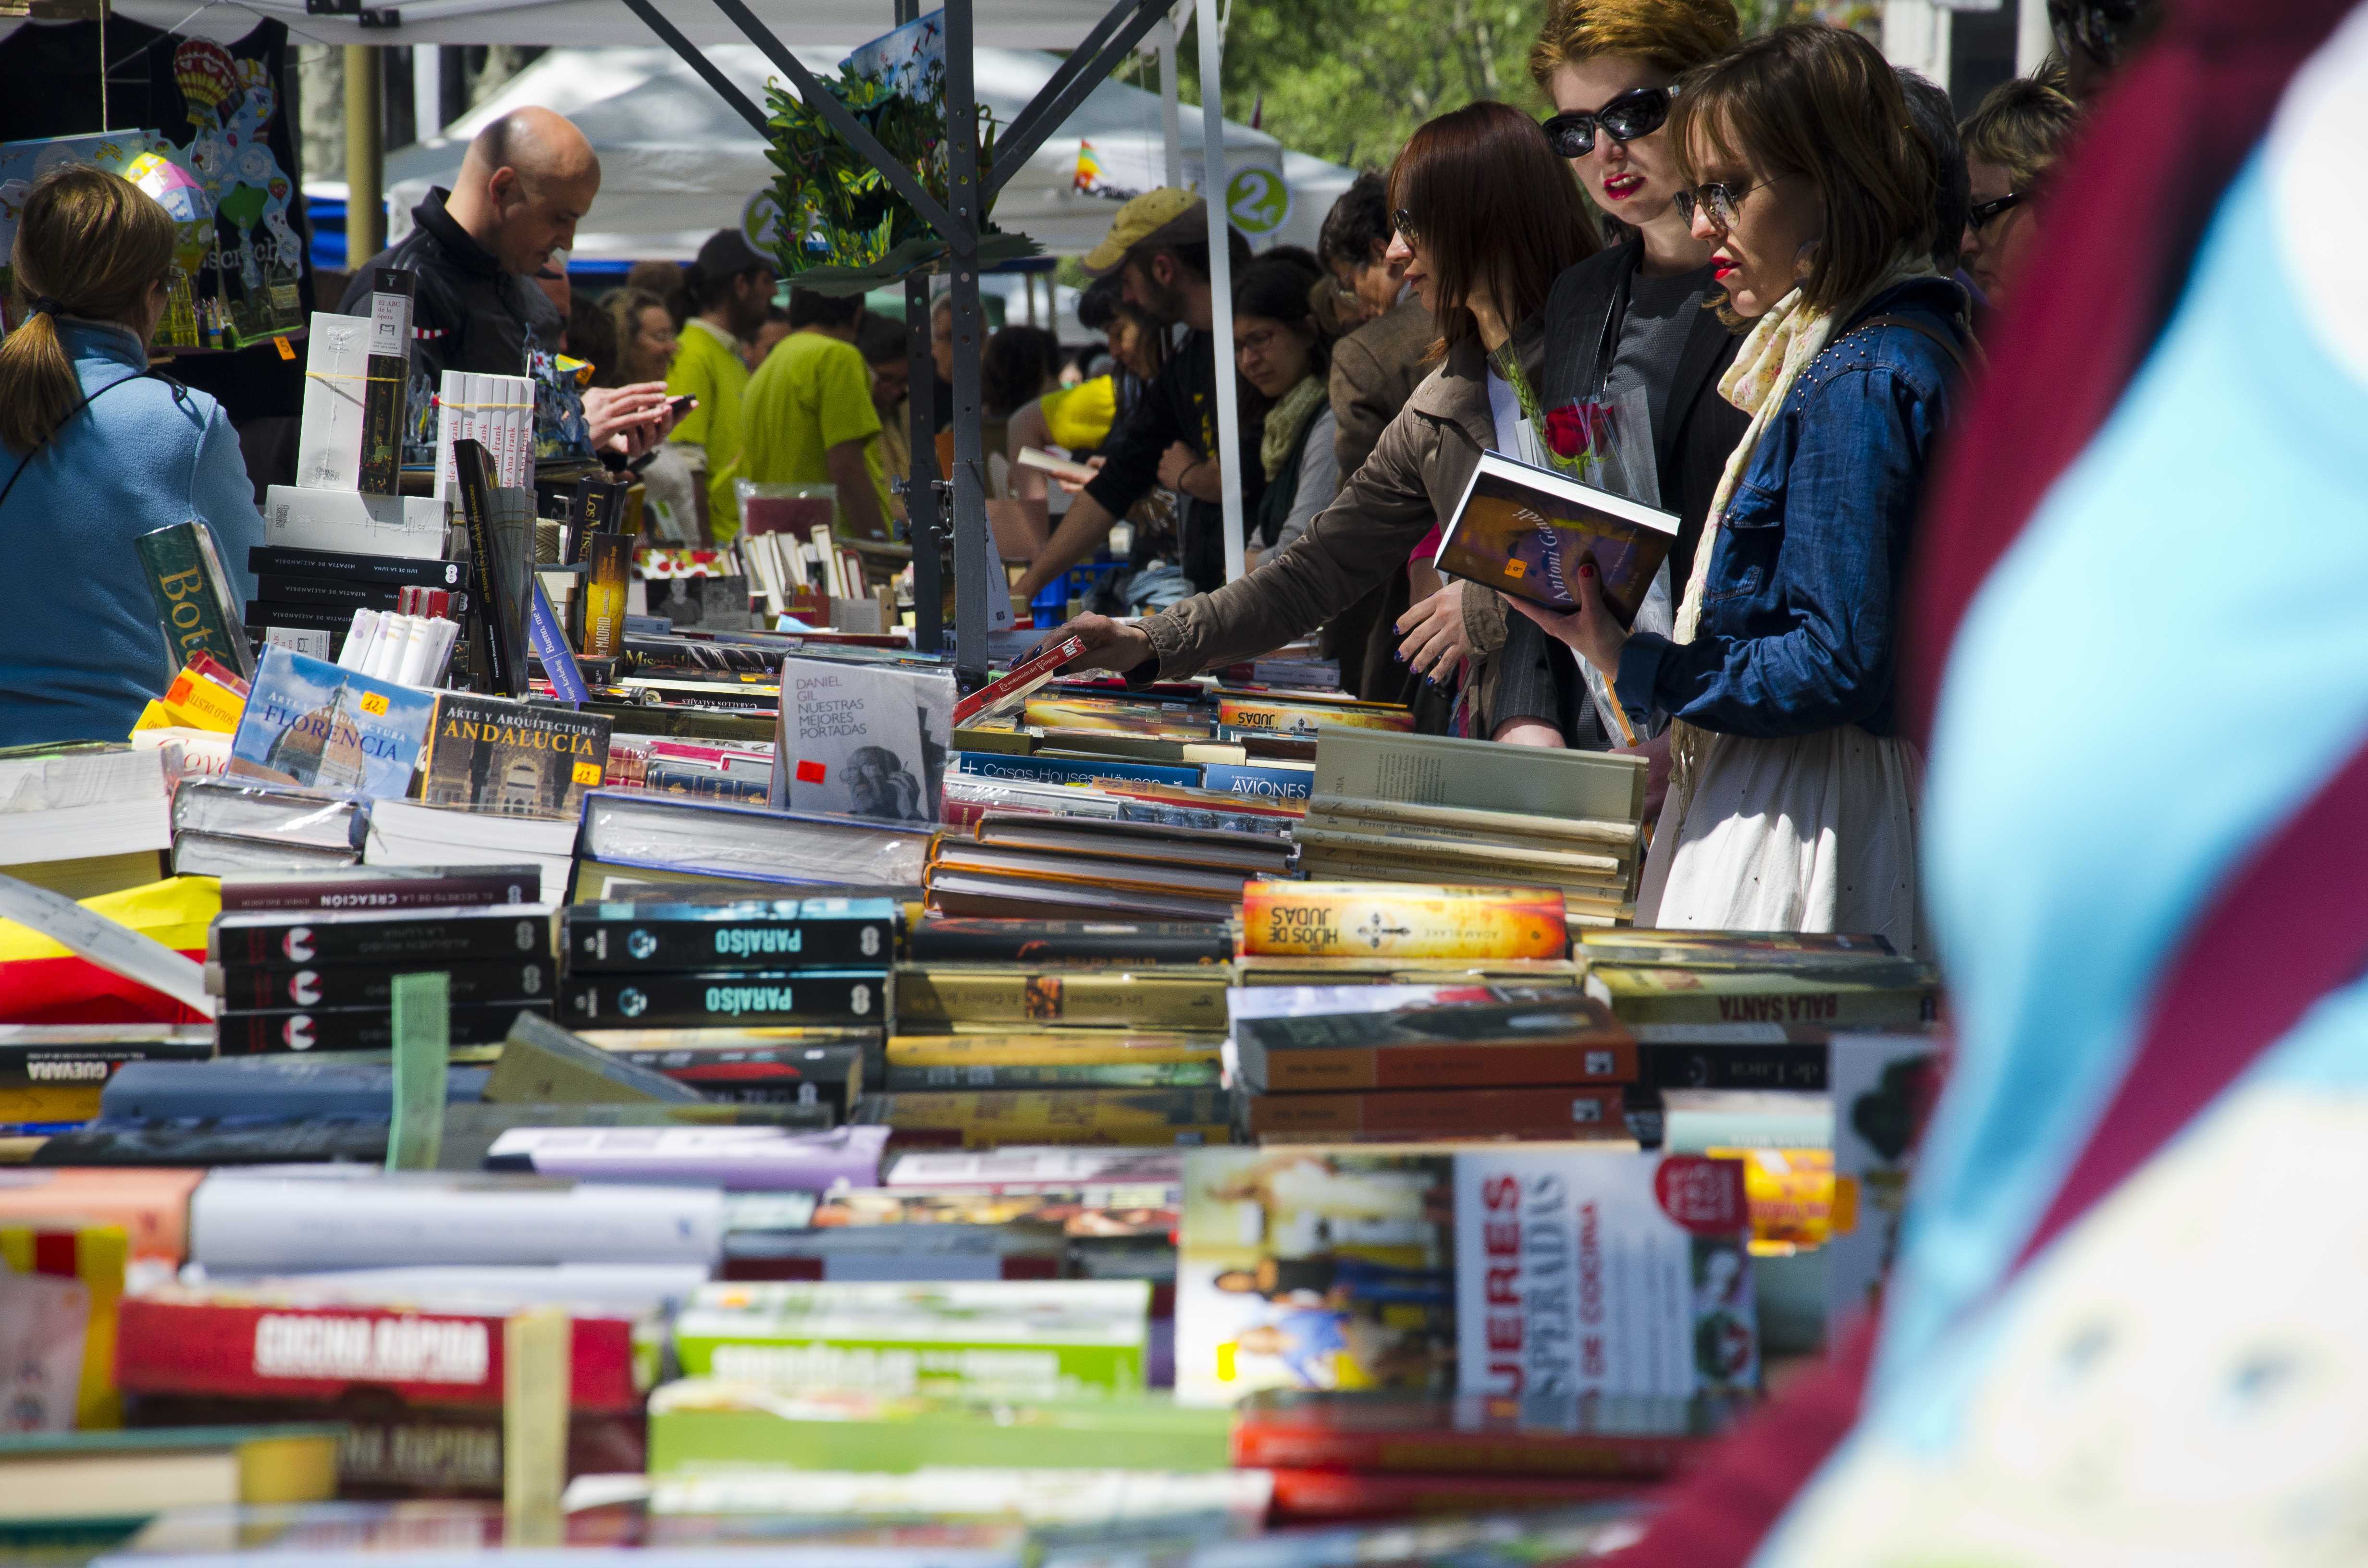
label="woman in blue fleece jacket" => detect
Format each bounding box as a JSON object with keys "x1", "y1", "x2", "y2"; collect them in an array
[{"x1": 0, "y1": 166, "x2": 265, "y2": 749}]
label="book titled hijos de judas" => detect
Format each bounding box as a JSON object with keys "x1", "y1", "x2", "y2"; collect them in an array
[
  {"x1": 420, "y1": 693, "x2": 612, "y2": 818},
  {"x1": 1240, "y1": 883, "x2": 1568, "y2": 961},
  {"x1": 1434, "y1": 450, "x2": 1679, "y2": 624}
]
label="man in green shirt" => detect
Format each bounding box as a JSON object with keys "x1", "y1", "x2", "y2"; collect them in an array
[
  {"x1": 667, "y1": 227, "x2": 778, "y2": 541},
  {"x1": 739, "y1": 289, "x2": 893, "y2": 542}
]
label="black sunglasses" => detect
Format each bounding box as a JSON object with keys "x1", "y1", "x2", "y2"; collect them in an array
[
  {"x1": 1968, "y1": 191, "x2": 2026, "y2": 232},
  {"x1": 1670, "y1": 177, "x2": 1776, "y2": 231},
  {"x1": 1540, "y1": 85, "x2": 1678, "y2": 160},
  {"x1": 1393, "y1": 207, "x2": 1421, "y2": 243}
]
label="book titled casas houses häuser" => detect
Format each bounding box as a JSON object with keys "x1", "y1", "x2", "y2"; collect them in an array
[
  {"x1": 1434, "y1": 451, "x2": 1679, "y2": 625},
  {"x1": 420, "y1": 693, "x2": 612, "y2": 819}
]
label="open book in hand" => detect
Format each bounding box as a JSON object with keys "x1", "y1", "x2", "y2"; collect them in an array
[{"x1": 1434, "y1": 451, "x2": 1680, "y2": 627}]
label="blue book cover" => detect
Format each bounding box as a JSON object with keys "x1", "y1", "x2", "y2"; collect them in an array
[
  {"x1": 99, "y1": 1057, "x2": 491, "y2": 1124},
  {"x1": 1198, "y1": 762, "x2": 1314, "y2": 802},
  {"x1": 952, "y1": 751, "x2": 1200, "y2": 789},
  {"x1": 227, "y1": 644, "x2": 435, "y2": 800}
]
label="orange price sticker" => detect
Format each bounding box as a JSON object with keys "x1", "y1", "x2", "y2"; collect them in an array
[
  {"x1": 273, "y1": 335, "x2": 296, "y2": 361},
  {"x1": 572, "y1": 761, "x2": 605, "y2": 786},
  {"x1": 359, "y1": 691, "x2": 390, "y2": 716}
]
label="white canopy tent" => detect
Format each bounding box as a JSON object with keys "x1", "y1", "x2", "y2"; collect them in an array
[
  {"x1": 0, "y1": 0, "x2": 1126, "y2": 49},
  {"x1": 381, "y1": 44, "x2": 1353, "y2": 262}
]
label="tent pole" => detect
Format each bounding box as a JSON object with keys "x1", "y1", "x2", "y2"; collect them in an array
[
  {"x1": 414, "y1": 46, "x2": 442, "y2": 142},
  {"x1": 1158, "y1": 12, "x2": 1182, "y2": 189},
  {"x1": 899, "y1": 0, "x2": 944, "y2": 655},
  {"x1": 344, "y1": 45, "x2": 383, "y2": 260},
  {"x1": 1194, "y1": 0, "x2": 1243, "y2": 584},
  {"x1": 946, "y1": 0, "x2": 994, "y2": 685}
]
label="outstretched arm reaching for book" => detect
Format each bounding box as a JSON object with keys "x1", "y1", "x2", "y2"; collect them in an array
[{"x1": 1012, "y1": 489, "x2": 1120, "y2": 601}]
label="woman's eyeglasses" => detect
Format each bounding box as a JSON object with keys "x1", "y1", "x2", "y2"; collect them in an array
[
  {"x1": 1539, "y1": 85, "x2": 1678, "y2": 160},
  {"x1": 1671, "y1": 177, "x2": 1776, "y2": 230},
  {"x1": 1967, "y1": 191, "x2": 2026, "y2": 232}
]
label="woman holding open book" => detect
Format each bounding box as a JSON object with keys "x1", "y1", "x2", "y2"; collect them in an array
[
  {"x1": 1040, "y1": 100, "x2": 1600, "y2": 742},
  {"x1": 1509, "y1": 25, "x2": 1971, "y2": 952}
]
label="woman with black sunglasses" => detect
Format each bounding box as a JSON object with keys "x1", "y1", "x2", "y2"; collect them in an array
[
  {"x1": 1479, "y1": 0, "x2": 1750, "y2": 760},
  {"x1": 1960, "y1": 75, "x2": 2081, "y2": 310}
]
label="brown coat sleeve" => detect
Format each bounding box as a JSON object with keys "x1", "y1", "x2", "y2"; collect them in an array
[
  {"x1": 1142, "y1": 401, "x2": 1443, "y2": 679},
  {"x1": 1328, "y1": 332, "x2": 1397, "y2": 484}
]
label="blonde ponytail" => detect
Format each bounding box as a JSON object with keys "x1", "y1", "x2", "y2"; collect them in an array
[{"x1": 0, "y1": 166, "x2": 177, "y2": 455}]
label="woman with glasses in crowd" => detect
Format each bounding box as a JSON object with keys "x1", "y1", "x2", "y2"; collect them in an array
[
  {"x1": 1511, "y1": 24, "x2": 1972, "y2": 952},
  {"x1": 1036, "y1": 99, "x2": 1600, "y2": 740},
  {"x1": 1467, "y1": 0, "x2": 1751, "y2": 758},
  {"x1": 1960, "y1": 76, "x2": 2082, "y2": 311}
]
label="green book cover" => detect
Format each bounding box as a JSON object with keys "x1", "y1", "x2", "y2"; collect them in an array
[
  {"x1": 136, "y1": 521, "x2": 254, "y2": 679},
  {"x1": 644, "y1": 1379, "x2": 1231, "y2": 1474},
  {"x1": 1584, "y1": 962, "x2": 1941, "y2": 1032},
  {"x1": 672, "y1": 1280, "x2": 1150, "y2": 1401}
]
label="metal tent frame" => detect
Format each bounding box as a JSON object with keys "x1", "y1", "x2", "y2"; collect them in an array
[{"x1": 610, "y1": 0, "x2": 1239, "y2": 682}]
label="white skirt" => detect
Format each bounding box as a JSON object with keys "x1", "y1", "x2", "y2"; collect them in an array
[{"x1": 1635, "y1": 725, "x2": 1924, "y2": 956}]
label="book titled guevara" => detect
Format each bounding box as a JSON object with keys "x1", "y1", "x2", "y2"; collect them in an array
[
  {"x1": 421, "y1": 693, "x2": 612, "y2": 819},
  {"x1": 226, "y1": 645, "x2": 435, "y2": 801},
  {"x1": 1434, "y1": 451, "x2": 1679, "y2": 625}
]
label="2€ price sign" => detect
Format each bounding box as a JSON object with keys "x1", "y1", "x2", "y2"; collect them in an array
[{"x1": 1226, "y1": 166, "x2": 1290, "y2": 237}]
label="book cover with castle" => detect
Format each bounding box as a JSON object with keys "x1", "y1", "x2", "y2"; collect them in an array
[
  {"x1": 419, "y1": 693, "x2": 612, "y2": 819},
  {"x1": 225, "y1": 645, "x2": 434, "y2": 800}
]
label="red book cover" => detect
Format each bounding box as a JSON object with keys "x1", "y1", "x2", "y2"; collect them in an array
[
  {"x1": 1246, "y1": 1084, "x2": 1627, "y2": 1141},
  {"x1": 1264, "y1": 1467, "x2": 1653, "y2": 1522},
  {"x1": 1230, "y1": 1391, "x2": 1723, "y2": 1479},
  {"x1": 115, "y1": 1295, "x2": 650, "y2": 1412},
  {"x1": 952, "y1": 634, "x2": 1086, "y2": 728}
]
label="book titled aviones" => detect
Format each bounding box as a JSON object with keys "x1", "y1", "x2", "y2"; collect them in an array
[
  {"x1": 226, "y1": 645, "x2": 435, "y2": 801},
  {"x1": 420, "y1": 693, "x2": 613, "y2": 819}
]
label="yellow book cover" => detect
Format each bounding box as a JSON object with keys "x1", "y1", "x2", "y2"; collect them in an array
[
  {"x1": 892, "y1": 967, "x2": 1231, "y2": 1029},
  {"x1": 1020, "y1": 698, "x2": 1213, "y2": 740},
  {"x1": 162, "y1": 666, "x2": 247, "y2": 732},
  {"x1": 1239, "y1": 883, "x2": 1568, "y2": 960},
  {"x1": 1217, "y1": 698, "x2": 1414, "y2": 736},
  {"x1": 862, "y1": 1088, "x2": 1234, "y2": 1147},
  {"x1": 0, "y1": 1224, "x2": 128, "y2": 1428},
  {"x1": 0, "y1": 1084, "x2": 105, "y2": 1122},
  {"x1": 887, "y1": 1033, "x2": 1223, "y2": 1068}
]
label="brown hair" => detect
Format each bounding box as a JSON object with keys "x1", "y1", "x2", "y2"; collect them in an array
[
  {"x1": 1961, "y1": 76, "x2": 2081, "y2": 195},
  {"x1": 604, "y1": 286, "x2": 673, "y2": 384},
  {"x1": 1671, "y1": 24, "x2": 1938, "y2": 314},
  {"x1": 1386, "y1": 101, "x2": 1601, "y2": 353},
  {"x1": 1529, "y1": 0, "x2": 1740, "y2": 87},
  {"x1": 0, "y1": 167, "x2": 176, "y2": 454}
]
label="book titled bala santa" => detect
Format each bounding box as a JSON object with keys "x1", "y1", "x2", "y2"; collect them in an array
[
  {"x1": 421, "y1": 693, "x2": 613, "y2": 818},
  {"x1": 226, "y1": 645, "x2": 435, "y2": 800},
  {"x1": 776, "y1": 656, "x2": 954, "y2": 824}
]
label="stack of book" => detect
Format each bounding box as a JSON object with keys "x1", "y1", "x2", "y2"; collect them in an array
[
  {"x1": 169, "y1": 777, "x2": 366, "y2": 878},
  {"x1": 0, "y1": 744, "x2": 175, "y2": 900},
  {"x1": 571, "y1": 789, "x2": 932, "y2": 903},
  {"x1": 1300, "y1": 729, "x2": 1650, "y2": 927},
  {"x1": 244, "y1": 546, "x2": 472, "y2": 664},
  {"x1": 0, "y1": 1023, "x2": 212, "y2": 1138},
  {"x1": 864, "y1": 929, "x2": 1235, "y2": 1148},
  {"x1": 555, "y1": 896, "x2": 899, "y2": 1096},
  {"x1": 209, "y1": 896, "x2": 557, "y2": 1054},
  {"x1": 924, "y1": 812, "x2": 1297, "y2": 924}
]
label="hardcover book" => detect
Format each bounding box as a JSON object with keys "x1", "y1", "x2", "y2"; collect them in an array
[
  {"x1": 562, "y1": 897, "x2": 897, "y2": 974},
  {"x1": 1312, "y1": 728, "x2": 1647, "y2": 825},
  {"x1": 1582, "y1": 962, "x2": 1942, "y2": 1036},
  {"x1": 419, "y1": 693, "x2": 611, "y2": 819},
  {"x1": 136, "y1": 521, "x2": 255, "y2": 680},
  {"x1": 1434, "y1": 449, "x2": 1679, "y2": 623},
  {"x1": 210, "y1": 904, "x2": 554, "y2": 968},
  {"x1": 219, "y1": 865, "x2": 545, "y2": 914},
  {"x1": 558, "y1": 970, "x2": 889, "y2": 1029},
  {"x1": 210, "y1": 956, "x2": 554, "y2": 1013},
  {"x1": 1176, "y1": 1147, "x2": 1755, "y2": 1407},
  {"x1": 216, "y1": 1002, "x2": 550, "y2": 1055},
  {"x1": 1240, "y1": 883, "x2": 1568, "y2": 961},
  {"x1": 892, "y1": 966, "x2": 1229, "y2": 1030},
  {"x1": 225, "y1": 644, "x2": 435, "y2": 801},
  {"x1": 777, "y1": 656, "x2": 956, "y2": 824},
  {"x1": 1234, "y1": 994, "x2": 1634, "y2": 1093},
  {"x1": 854, "y1": 1088, "x2": 1234, "y2": 1148},
  {"x1": 1245, "y1": 1083, "x2": 1628, "y2": 1141},
  {"x1": 906, "y1": 917, "x2": 1235, "y2": 968}
]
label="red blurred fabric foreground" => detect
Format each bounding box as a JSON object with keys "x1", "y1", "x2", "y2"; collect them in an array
[{"x1": 1600, "y1": 2, "x2": 2358, "y2": 1562}]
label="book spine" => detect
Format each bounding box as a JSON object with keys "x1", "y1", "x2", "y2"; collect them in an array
[
  {"x1": 138, "y1": 521, "x2": 252, "y2": 678},
  {"x1": 115, "y1": 1297, "x2": 643, "y2": 1411},
  {"x1": 1239, "y1": 884, "x2": 1567, "y2": 960},
  {"x1": 1256, "y1": 1039, "x2": 1638, "y2": 1093},
  {"x1": 214, "y1": 956, "x2": 555, "y2": 1011},
  {"x1": 952, "y1": 752, "x2": 1202, "y2": 789},
  {"x1": 1246, "y1": 1085, "x2": 1625, "y2": 1139},
  {"x1": 1229, "y1": 1420, "x2": 1700, "y2": 1478},
  {"x1": 453, "y1": 438, "x2": 521, "y2": 697},
  {"x1": 0, "y1": 1040, "x2": 215, "y2": 1090},
  {"x1": 559, "y1": 972, "x2": 888, "y2": 1029},
  {"x1": 564, "y1": 911, "x2": 895, "y2": 973},
  {"x1": 641, "y1": 761, "x2": 772, "y2": 803},
  {"x1": 1295, "y1": 824, "x2": 1626, "y2": 880},
  {"x1": 216, "y1": 1002, "x2": 552, "y2": 1055},
  {"x1": 887, "y1": 1061, "x2": 1224, "y2": 1090},
  {"x1": 1263, "y1": 1467, "x2": 1650, "y2": 1522},
  {"x1": 254, "y1": 576, "x2": 405, "y2": 612},
  {"x1": 220, "y1": 870, "x2": 542, "y2": 914},
  {"x1": 905, "y1": 922, "x2": 1235, "y2": 967},
  {"x1": 0, "y1": 1083, "x2": 102, "y2": 1121},
  {"x1": 857, "y1": 1088, "x2": 1235, "y2": 1147},
  {"x1": 359, "y1": 269, "x2": 415, "y2": 496},
  {"x1": 581, "y1": 531, "x2": 631, "y2": 659},
  {"x1": 1307, "y1": 793, "x2": 1635, "y2": 847},
  {"x1": 1217, "y1": 699, "x2": 1414, "y2": 735},
  {"x1": 1607, "y1": 989, "x2": 1939, "y2": 1029},
  {"x1": 250, "y1": 547, "x2": 470, "y2": 590},
  {"x1": 1197, "y1": 763, "x2": 1314, "y2": 802},
  {"x1": 892, "y1": 969, "x2": 1231, "y2": 1029},
  {"x1": 211, "y1": 910, "x2": 554, "y2": 968},
  {"x1": 29, "y1": 1120, "x2": 393, "y2": 1165},
  {"x1": 1643, "y1": 1042, "x2": 1828, "y2": 1091}
]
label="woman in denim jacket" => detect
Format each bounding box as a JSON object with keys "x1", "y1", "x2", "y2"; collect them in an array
[{"x1": 1517, "y1": 24, "x2": 1970, "y2": 953}]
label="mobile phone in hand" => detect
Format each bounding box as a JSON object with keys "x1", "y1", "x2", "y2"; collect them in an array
[{"x1": 667, "y1": 394, "x2": 697, "y2": 418}]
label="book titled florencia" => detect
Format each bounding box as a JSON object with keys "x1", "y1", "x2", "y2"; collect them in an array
[
  {"x1": 225, "y1": 645, "x2": 434, "y2": 801},
  {"x1": 420, "y1": 693, "x2": 612, "y2": 818}
]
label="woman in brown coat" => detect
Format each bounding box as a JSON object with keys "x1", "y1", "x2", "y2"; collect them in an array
[{"x1": 1045, "y1": 101, "x2": 1599, "y2": 735}]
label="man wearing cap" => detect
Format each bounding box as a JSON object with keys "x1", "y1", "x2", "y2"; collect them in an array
[
  {"x1": 1010, "y1": 189, "x2": 1258, "y2": 602},
  {"x1": 342, "y1": 107, "x2": 672, "y2": 466},
  {"x1": 668, "y1": 226, "x2": 781, "y2": 541}
]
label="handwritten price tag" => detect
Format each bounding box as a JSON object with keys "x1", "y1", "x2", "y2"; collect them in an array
[
  {"x1": 572, "y1": 761, "x2": 604, "y2": 786},
  {"x1": 359, "y1": 692, "x2": 390, "y2": 716}
]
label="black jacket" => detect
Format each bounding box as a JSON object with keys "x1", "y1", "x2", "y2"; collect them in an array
[
  {"x1": 1494, "y1": 239, "x2": 1750, "y2": 743},
  {"x1": 1080, "y1": 327, "x2": 1265, "y2": 595},
  {"x1": 338, "y1": 187, "x2": 563, "y2": 462}
]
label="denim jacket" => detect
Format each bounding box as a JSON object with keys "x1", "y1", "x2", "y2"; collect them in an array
[{"x1": 1615, "y1": 277, "x2": 1969, "y2": 740}]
